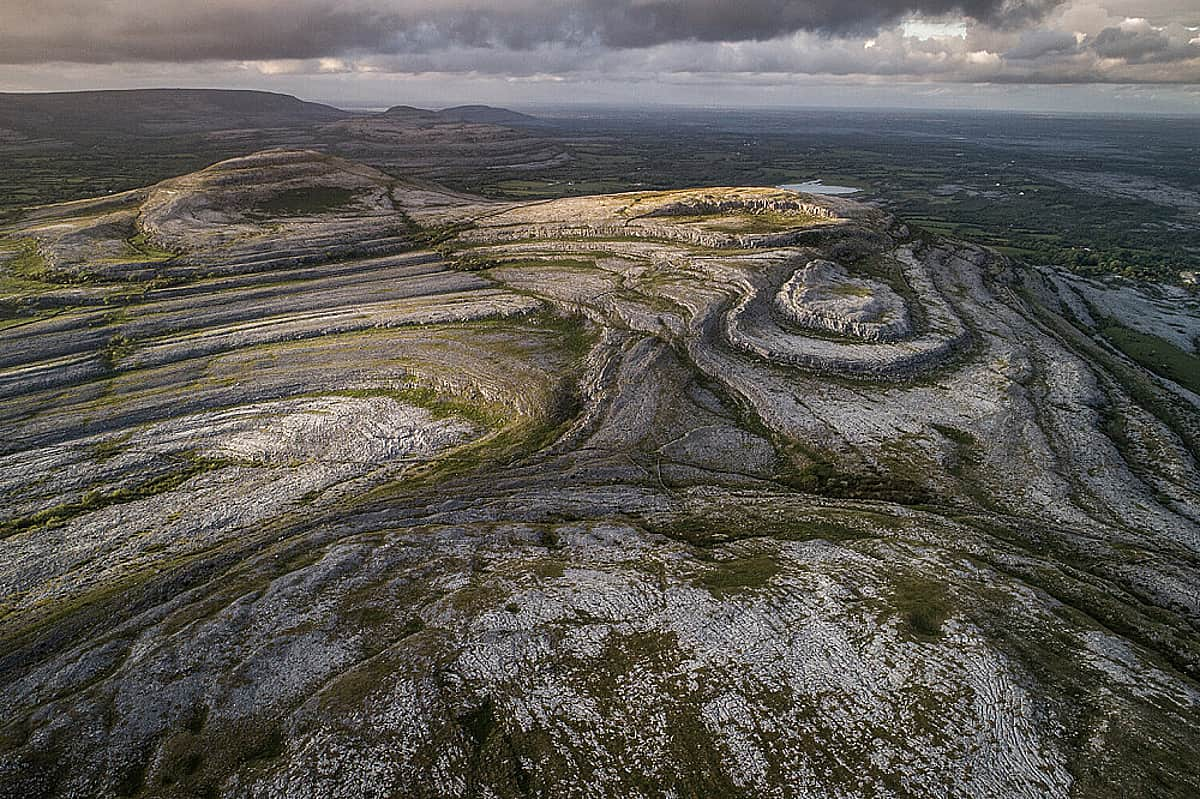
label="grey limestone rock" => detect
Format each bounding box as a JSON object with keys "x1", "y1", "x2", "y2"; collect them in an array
[{"x1": 1, "y1": 150, "x2": 1198, "y2": 799}]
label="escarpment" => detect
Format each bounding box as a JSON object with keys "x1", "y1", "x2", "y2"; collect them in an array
[
  {"x1": 1, "y1": 150, "x2": 1198, "y2": 799},
  {"x1": 641, "y1": 195, "x2": 837, "y2": 219}
]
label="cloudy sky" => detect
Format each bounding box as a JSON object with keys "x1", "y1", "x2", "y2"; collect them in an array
[{"x1": 1, "y1": 0, "x2": 1198, "y2": 112}]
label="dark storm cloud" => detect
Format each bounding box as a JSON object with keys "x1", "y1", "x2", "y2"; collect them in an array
[
  {"x1": 0, "y1": 0, "x2": 1064, "y2": 64},
  {"x1": 3, "y1": 0, "x2": 1198, "y2": 86},
  {"x1": 1087, "y1": 21, "x2": 1200, "y2": 65},
  {"x1": 524, "y1": 0, "x2": 1060, "y2": 48},
  {"x1": 0, "y1": 1, "x2": 403, "y2": 63},
  {"x1": 1092, "y1": 26, "x2": 1171, "y2": 59},
  {"x1": 1004, "y1": 29, "x2": 1079, "y2": 59}
]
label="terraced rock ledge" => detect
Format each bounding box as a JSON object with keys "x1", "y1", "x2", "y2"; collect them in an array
[
  {"x1": 1, "y1": 149, "x2": 1199, "y2": 799},
  {"x1": 774, "y1": 259, "x2": 911, "y2": 342}
]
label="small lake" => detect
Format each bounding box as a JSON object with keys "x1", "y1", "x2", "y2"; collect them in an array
[{"x1": 778, "y1": 180, "x2": 860, "y2": 196}]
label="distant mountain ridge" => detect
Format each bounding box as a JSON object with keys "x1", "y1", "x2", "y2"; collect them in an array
[
  {"x1": 0, "y1": 89, "x2": 550, "y2": 143},
  {"x1": 435, "y1": 105, "x2": 550, "y2": 128},
  {"x1": 381, "y1": 103, "x2": 550, "y2": 128},
  {"x1": 0, "y1": 89, "x2": 349, "y2": 140}
]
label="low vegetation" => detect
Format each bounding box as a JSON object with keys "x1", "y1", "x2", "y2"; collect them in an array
[
  {"x1": 250, "y1": 186, "x2": 360, "y2": 217},
  {"x1": 1, "y1": 134, "x2": 1197, "y2": 798},
  {"x1": 696, "y1": 554, "x2": 782, "y2": 595},
  {"x1": 890, "y1": 574, "x2": 953, "y2": 640},
  {"x1": 1100, "y1": 321, "x2": 1200, "y2": 395},
  {"x1": 0, "y1": 452, "x2": 229, "y2": 540}
]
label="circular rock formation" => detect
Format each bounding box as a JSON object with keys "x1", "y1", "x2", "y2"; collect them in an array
[
  {"x1": 774, "y1": 259, "x2": 911, "y2": 341},
  {"x1": 725, "y1": 246, "x2": 970, "y2": 380}
]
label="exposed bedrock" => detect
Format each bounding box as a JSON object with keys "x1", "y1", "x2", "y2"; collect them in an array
[
  {"x1": 641, "y1": 195, "x2": 837, "y2": 219},
  {"x1": 138, "y1": 150, "x2": 395, "y2": 250},
  {"x1": 724, "y1": 246, "x2": 969, "y2": 380},
  {"x1": 773, "y1": 259, "x2": 911, "y2": 341},
  {"x1": 2, "y1": 150, "x2": 477, "y2": 286},
  {"x1": 1, "y1": 150, "x2": 1199, "y2": 799},
  {"x1": 453, "y1": 218, "x2": 852, "y2": 251}
]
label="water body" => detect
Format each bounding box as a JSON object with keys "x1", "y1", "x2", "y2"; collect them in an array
[{"x1": 779, "y1": 180, "x2": 860, "y2": 196}]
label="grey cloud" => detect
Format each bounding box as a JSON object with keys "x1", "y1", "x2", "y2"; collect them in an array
[
  {"x1": 0, "y1": 0, "x2": 1197, "y2": 85},
  {"x1": 0, "y1": 2, "x2": 404, "y2": 63},
  {"x1": 349, "y1": 22, "x2": 1200, "y2": 84},
  {"x1": 0, "y1": 0, "x2": 1064, "y2": 64},
  {"x1": 1090, "y1": 24, "x2": 1200, "y2": 63},
  {"x1": 1004, "y1": 29, "x2": 1078, "y2": 59},
  {"x1": 1091, "y1": 26, "x2": 1171, "y2": 59},
  {"x1": 559, "y1": 0, "x2": 1057, "y2": 46}
]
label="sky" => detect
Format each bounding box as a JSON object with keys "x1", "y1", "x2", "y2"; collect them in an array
[{"x1": 1, "y1": 0, "x2": 1198, "y2": 113}]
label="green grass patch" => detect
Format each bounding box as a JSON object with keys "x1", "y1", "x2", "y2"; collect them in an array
[
  {"x1": 0, "y1": 272, "x2": 59, "y2": 297},
  {"x1": 100, "y1": 333, "x2": 137, "y2": 370},
  {"x1": 890, "y1": 574, "x2": 952, "y2": 640},
  {"x1": 1026, "y1": 298, "x2": 1200, "y2": 461},
  {"x1": 250, "y1": 186, "x2": 360, "y2": 218},
  {"x1": 319, "y1": 386, "x2": 509, "y2": 431},
  {"x1": 1100, "y1": 321, "x2": 1200, "y2": 395},
  {"x1": 697, "y1": 554, "x2": 781, "y2": 596},
  {"x1": 828, "y1": 283, "x2": 874, "y2": 298},
  {"x1": 589, "y1": 630, "x2": 681, "y2": 701},
  {"x1": 90, "y1": 432, "x2": 133, "y2": 462},
  {"x1": 0, "y1": 452, "x2": 229, "y2": 540},
  {"x1": 0, "y1": 237, "x2": 48, "y2": 279},
  {"x1": 781, "y1": 457, "x2": 932, "y2": 506},
  {"x1": 124, "y1": 231, "x2": 175, "y2": 261},
  {"x1": 930, "y1": 423, "x2": 977, "y2": 450},
  {"x1": 528, "y1": 559, "x2": 566, "y2": 580}
]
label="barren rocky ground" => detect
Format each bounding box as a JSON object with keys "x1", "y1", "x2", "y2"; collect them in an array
[{"x1": 1, "y1": 148, "x2": 1198, "y2": 798}]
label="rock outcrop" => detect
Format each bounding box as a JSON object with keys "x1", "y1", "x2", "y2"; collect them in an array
[
  {"x1": 1, "y1": 151, "x2": 1198, "y2": 799},
  {"x1": 774, "y1": 259, "x2": 911, "y2": 341}
]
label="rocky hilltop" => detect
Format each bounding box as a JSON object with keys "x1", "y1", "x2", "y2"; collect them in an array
[
  {"x1": 1, "y1": 150, "x2": 1198, "y2": 798},
  {"x1": 0, "y1": 91, "x2": 568, "y2": 212}
]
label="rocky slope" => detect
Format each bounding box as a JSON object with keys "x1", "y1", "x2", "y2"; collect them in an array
[
  {"x1": 320, "y1": 107, "x2": 569, "y2": 180},
  {"x1": 1, "y1": 150, "x2": 1198, "y2": 798}
]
